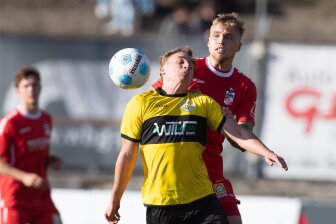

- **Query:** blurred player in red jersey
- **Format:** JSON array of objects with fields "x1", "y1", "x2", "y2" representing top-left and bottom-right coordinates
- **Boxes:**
[
  {"x1": 0, "y1": 67, "x2": 62, "y2": 224},
  {"x1": 152, "y1": 13, "x2": 257, "y2": 224}
]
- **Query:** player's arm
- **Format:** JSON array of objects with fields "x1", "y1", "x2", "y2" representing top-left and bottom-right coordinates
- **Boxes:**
[
  {"x1": 221, "y1": 106, "x2": 252, "y2": 152},
  {"x1": 105, "y1": 138, "x2": 139, "y2": 223},
  {"x1": 0, "y1": 159, "x2": 48, "y2": 189},
  {"x1": 220, "y1": 116, "x2": 288, "y2": 171},
  {"x1": 0, "y1": 159, "x2": 26, "y2": 182},
  {"x1": 225, "y1": 121, "x2": 254, "y2": 152},
  {"x1": 227, "y1": 79, "x2": 257, "y2": 152},
  {"x1": 0, "y1": 122, "x2": 47, "y2": 189},
  {"x1": 47, "y1": 117, "x2": 62, "y2": 170}
]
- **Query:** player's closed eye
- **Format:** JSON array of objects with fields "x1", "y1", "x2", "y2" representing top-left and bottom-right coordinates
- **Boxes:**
[
  {"x1": 177, "y1": 57, "x2": 190, "y2": 65},
  {"x1": 224, "y1": 35, "x2": 234, "y2": 40},
  {"x1": 211, "y1": 33, "x2": 220, "y2": 38}
]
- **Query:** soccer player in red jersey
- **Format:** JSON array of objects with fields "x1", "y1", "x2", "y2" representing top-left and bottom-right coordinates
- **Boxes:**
[
  {"x1": 152, "y1": 13, "x2": 257, "y2": 224},
  {"x1": 0, "y1": 67, "x2": 62, "y2": 224}
]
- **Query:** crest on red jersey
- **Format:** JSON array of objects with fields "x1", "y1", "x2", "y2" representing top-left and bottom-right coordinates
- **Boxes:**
[
  {"x1": 224, "y1": 88, "x2": 235, "y2": 105},
  {"x1": 44, "y1": 123, "x2": 51, "y2": 136},
  {"x1": 213, "y1": 182, "x2": 228, "y2": 198}
]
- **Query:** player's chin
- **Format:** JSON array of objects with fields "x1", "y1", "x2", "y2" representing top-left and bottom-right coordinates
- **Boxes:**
[
  {"x1": 212, "y1": 54, "x2": 225, "y2": 61},
  {"x1": 28, "y1": 98, "x2": 38, "y2": 104}
]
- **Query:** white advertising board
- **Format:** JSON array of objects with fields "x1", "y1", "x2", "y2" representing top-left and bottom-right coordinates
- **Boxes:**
[
  {"x1": 52, "y1": 189, "x2": 301, "y2": 224},
  {"x1": 261, "y1": 43, "x2": 336, "y2": 180}
]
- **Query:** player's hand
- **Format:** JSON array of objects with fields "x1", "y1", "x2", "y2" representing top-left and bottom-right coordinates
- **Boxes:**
[
  {"x1": 264, "y1": 151, "x2": 288, "y2": 171},
  {"x1": 222, "y1": 107, "x2": 234, "y2": 119},
  {"x1": 48, "y1": 155, "x2": 62, "y2": 170},
  {"x1": 105, "y1": 200, "x2": 121, "y2": 224},
  {"x1": 21, "y1": 173, "x2": 48, "y2": 190}
]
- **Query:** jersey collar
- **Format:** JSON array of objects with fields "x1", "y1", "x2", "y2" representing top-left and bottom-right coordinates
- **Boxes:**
[
  {"x1": 156, "y1": 88, "x2": 187, "y2": 97},
  {"x1": 16, "y1": 106, "x2": 42, "y2": 120},
  {"x1": 205, "y1": 57, "x2": 234, "y2": 77}
]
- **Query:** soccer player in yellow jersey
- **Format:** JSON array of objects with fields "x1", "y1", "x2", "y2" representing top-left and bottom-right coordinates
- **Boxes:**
[{"x1": 105, "y1": 46, "x2": 288, "y2": 224}]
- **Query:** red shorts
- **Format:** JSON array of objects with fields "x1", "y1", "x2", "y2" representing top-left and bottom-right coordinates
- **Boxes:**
[
  {"x1": 212, "y1": 178, "x2": 241, "y2": 216},
  {"x1": 0, "y1": 205, "x2": 61, "y2": 224}
]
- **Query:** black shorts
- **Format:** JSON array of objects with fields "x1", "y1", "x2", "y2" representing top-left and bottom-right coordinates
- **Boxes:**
[{"x1": 146, "y1": 194, "x2": 229, "y2": 224}]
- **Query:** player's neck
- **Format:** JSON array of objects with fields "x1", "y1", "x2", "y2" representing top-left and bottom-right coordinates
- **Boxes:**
[
  {"x1": 162, "y1": 82, "x2": 188, "y2": 95},
  {"x1": 209, "y1": 57, "x2": 233, "y2": 72},
  {"x1": 19, "y1": 103, "x2": 40, "y2": 115}
]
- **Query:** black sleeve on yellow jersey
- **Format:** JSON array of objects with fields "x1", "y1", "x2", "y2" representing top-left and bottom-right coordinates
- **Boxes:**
[
  {"x1": 121, "y1": 133, "x2": 141, "y2": 143},
  {"x1": 216, "y1": 116, "x2": 226, "y2": 133}
]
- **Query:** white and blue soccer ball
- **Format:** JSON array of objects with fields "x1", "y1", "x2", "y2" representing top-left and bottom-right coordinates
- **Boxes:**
[{"x1": 109, "y1": 48, "x2": 151, "y2": 89}]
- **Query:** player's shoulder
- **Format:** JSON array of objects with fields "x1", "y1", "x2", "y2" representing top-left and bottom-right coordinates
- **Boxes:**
[
  {"x1": 137, "y1": 89, "x2": 155, "y2": 98},
  {"x1": 189, "y1": 91, "x2": 203, "y2": 97},
  {"x1": 40, "y1": 110, "x2": 52, "y2": 121},
  {"x1": 190, "y1": 91, "x2": 216, "y2": 103},
  {"x1": 195, "y1": 57, "x2": 205, "y2": 61},
  {"x1": 0, "y1": 109, "x2": 19, "y2": 133},
  {"x1": 234, "y1": 68, "x2": 256, "y2": 87},
  {"x1": 1, "y1": 109, "x2": 20, "y2": 123},
  {"x1": 131, "y1": 89, "x2": 155, "y2": 104},
  {"x1": 195, "y1": 57, "x2": 206, "y2": 66},
  {"x1": 194, "y1": 57, "x2": 210, "y2": 77}
]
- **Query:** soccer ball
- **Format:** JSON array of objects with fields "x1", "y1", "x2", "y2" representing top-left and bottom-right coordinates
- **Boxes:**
[{"x1": 109, "y1": 48, "x2": 151, "y2": 89}]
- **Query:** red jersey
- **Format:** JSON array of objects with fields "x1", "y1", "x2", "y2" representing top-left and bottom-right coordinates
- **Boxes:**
[
  {"x1": 152, "y1": 57, "x2": 257, "y2": 179},
  {"x1": 191, "y1": 57, "x2": 257, "y2": 179},
  {"x1": 0, "y1": 108, "x2": 55, "y2": 209}
]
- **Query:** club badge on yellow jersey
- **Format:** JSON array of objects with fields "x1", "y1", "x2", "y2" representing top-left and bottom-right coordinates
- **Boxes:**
[{"x1": 180, "y1": 100, "x2": 196, "y2": 112}]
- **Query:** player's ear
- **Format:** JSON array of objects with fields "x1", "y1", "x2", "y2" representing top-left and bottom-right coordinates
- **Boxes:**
[
  {"x1": 160, "y1": 67, "x2": 165, "y2": 75},
  {"x1": 237, "y1": 42, "x2": 242, "y2": 52}
]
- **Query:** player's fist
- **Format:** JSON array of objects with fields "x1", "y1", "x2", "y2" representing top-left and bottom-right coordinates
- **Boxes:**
[
  {"x1": 21, "y1": 173, "x2": 48, "y2": 190},
  {"x1": 105, "y1": 201, "x2": 121, "y2": 224},
  {"x1": 222, "y1": 107, "x2": 234, "y2": 119}
]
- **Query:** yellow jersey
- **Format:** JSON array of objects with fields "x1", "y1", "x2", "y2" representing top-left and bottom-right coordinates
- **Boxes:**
[{"x1": 121, "y1": 88, "x2": 226, "y2": 206}]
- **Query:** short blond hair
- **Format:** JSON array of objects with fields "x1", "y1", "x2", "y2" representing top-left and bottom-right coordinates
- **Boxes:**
[
  {"x1": 211, "y1": 12, "x2": 245, "y2": 37},
  {"x1": 159, "y1": 46, "x2": 196, "y2": 77}
]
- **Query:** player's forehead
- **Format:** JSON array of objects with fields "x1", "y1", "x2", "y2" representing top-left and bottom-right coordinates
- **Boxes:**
[
  {"x1": 210, "y1": 22, "x2": 240, "y2": 35},
  {"x1": 17, "y1": 76, "x2": 40, "y2": 86},
  {"x1": 168, "y1": 51, "x2": 191, "y2": 61}
]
